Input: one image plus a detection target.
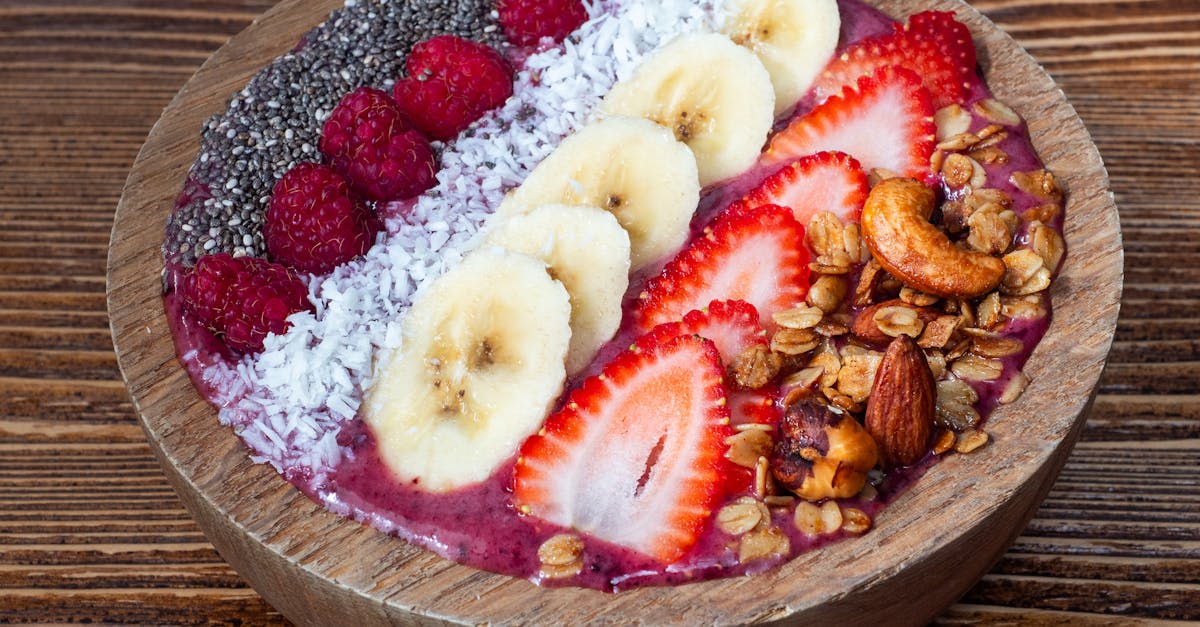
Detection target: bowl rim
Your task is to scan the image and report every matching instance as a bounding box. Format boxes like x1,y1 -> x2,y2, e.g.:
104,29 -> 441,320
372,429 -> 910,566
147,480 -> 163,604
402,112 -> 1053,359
107,0 -> 1123,623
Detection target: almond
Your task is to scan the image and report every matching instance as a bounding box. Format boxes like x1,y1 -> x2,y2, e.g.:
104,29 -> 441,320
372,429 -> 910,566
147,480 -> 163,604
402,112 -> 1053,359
851,299 -> 940,347
865,335 -> 936,468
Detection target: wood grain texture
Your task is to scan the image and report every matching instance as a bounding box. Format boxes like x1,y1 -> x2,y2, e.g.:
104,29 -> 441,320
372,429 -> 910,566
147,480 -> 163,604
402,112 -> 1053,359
1,0 -> 1194,624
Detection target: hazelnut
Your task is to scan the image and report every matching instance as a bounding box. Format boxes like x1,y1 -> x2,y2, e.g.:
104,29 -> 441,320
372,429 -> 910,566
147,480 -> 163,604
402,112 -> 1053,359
770,400 -> 878,501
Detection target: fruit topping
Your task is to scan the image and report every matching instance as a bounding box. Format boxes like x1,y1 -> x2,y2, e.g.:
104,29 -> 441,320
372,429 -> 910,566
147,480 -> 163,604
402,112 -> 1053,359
264,163 -> 382,274
864,334 -> 936,469
764,65 -> 936,181
319,86 -> 436,201
513,334 -> 732,564
633,202 -> 810,333
498,116 -> 699,272
634,299 -> 765,367
485,204 -> 631,376
600,33 -> 776,187
496,0 -> 588,46
721,0 -> 841,115
860,177 -> 1005,298
364,248 -> 572,492
393,35 -> 514,141
771,400 -> 878,501
814,11 -> 976,109
735,151 -> 869,227
180,253 -> 313,354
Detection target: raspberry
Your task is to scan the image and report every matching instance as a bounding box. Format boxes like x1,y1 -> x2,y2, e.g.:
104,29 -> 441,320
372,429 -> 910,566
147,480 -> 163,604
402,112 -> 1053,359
496,0 -> 587,47
265,163 -> 381,274
392,35 -> 514,141
319,86 -> 436,201
181,253 -> 313,354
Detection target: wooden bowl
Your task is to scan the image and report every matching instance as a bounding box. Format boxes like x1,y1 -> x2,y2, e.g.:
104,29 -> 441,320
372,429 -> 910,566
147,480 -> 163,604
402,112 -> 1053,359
108,0 -> 1122,623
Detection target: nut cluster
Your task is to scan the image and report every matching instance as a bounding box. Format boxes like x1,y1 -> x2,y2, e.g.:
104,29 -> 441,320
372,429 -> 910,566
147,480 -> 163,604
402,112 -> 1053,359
725,96 -> 1061,523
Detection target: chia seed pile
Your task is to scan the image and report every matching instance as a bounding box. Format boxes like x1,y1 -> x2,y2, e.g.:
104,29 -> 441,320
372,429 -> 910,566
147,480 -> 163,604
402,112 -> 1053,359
168,0 -> 728,485
165,0 -> 506,266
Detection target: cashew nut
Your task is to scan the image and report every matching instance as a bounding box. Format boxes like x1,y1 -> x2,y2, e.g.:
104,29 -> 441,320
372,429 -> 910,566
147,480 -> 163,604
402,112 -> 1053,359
860,178 -> 1005,299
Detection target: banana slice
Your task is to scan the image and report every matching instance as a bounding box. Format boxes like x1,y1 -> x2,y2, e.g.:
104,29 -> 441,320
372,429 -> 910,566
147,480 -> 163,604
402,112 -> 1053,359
599,33 -> 775,187
498,116 -> 699,271
364,248 -> 572,492
723,0 -> 841,116
486,204 -> 631,376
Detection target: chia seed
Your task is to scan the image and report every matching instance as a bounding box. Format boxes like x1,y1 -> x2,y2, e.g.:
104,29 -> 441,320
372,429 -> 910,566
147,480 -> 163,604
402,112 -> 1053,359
164,0 -> 506,267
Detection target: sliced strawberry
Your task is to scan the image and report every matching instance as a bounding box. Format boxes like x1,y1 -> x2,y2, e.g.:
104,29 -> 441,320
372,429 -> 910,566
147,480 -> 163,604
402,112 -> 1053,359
764,66 -> 936,182
813,11 -> 976,109
513,335 -> 731,564
635,299 -> 765,365
736,151 -> 869,227
633,203 -> 810,334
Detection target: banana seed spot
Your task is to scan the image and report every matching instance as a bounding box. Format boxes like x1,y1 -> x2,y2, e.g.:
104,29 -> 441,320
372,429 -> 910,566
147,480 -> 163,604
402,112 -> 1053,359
606,194 -> 623,209
473,339 -> 495,369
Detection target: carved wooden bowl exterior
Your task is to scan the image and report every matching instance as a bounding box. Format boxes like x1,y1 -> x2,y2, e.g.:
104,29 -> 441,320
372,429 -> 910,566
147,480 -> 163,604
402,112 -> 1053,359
108,0 -> 1122,623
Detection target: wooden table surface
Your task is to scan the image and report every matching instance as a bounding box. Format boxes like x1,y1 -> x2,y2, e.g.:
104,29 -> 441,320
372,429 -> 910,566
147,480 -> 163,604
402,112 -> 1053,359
0,0 -> 1196,624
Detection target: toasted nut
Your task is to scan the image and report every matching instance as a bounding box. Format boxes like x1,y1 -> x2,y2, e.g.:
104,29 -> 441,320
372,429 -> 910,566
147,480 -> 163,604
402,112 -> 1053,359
874,305 -> 926,338
941,153 -> 975,188
717,496 -> 766,535
538,534 -> 584,578
955,429 -> 990,454
937,132 -> 982,152
841,507 -> 873,534
1029,221 -> 1066,272
951,354 -> 1004,381
730,344 -> 783,390
1001,294 -> 1048,320
853,258 -> 887,306
843,223 -> 869,263
918,315 -> 960,350
772,327 -> 820,355
809,341 -> 842,388
865,335 -> 936,468
807,275 -> 849,313
999,371 -> 1031,405
899,287 -> 939,307
861,178 -> 1006,298
836,345 -> 885,403
977,292 -> 1002,329
1011,169 -> 1062,201
969,332 -> 1024,358
967,204 -> 1015,255
771,401 -> 878,501
726,428 -> 775,469
934,104 -> 971,141
851,299 -> 939,347
968,146 -> 1009,165
814,317 -> 850,337
739,526 -> 790,562
968,188 -> 1014,211
932,429 -> 957,455
808,211 -> 846,258
973,98 -> 1022,126
773,304 -> 824,330
1026,202 -> 1061,223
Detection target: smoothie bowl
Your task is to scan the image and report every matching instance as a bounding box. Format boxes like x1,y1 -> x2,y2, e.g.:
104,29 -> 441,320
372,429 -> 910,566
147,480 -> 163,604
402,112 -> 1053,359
108,0 -> 1121,623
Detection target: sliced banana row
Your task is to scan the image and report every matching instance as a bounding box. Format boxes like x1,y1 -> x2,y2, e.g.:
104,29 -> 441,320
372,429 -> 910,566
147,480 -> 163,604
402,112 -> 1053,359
365,249 -> 572,492
722,0 -> 841,116
486,205 -> 631,376
600,33 -> 775,187
498,116 -> 699,272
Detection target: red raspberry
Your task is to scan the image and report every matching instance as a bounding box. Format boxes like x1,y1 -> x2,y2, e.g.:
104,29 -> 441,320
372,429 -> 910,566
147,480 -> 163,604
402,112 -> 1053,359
265,163 -> 381,274
319,86 -> 436,201
181,253 -> 313,354
393,35 -> 514,141
496,0 -> 587,47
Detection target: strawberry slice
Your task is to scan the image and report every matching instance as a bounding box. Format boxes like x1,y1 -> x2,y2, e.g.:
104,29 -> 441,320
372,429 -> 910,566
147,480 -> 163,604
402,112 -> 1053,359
633,203 -> 810,333
736,151 -> 869,226
812,11 -> 976,109
513,335 -> 732,564
764,65 -> 936,181
635,299 -> 765,365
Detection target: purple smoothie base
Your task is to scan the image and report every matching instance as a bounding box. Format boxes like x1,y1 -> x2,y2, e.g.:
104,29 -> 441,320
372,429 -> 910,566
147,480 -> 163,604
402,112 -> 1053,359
162,0 -> 1061,592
